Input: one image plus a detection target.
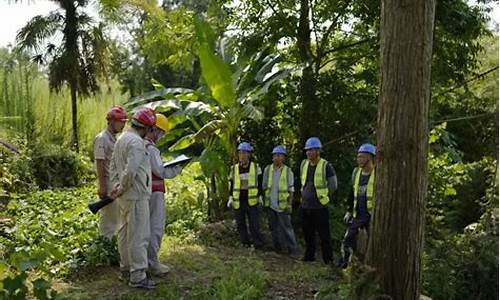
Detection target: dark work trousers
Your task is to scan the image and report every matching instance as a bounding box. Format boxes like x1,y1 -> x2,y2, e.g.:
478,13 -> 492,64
344,216 -> 370,250
300,207 -> 333,264
234,202 -> 265,248
267,209 -> 299,255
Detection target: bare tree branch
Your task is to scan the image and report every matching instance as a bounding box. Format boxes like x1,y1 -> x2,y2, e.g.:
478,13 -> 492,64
318,37 -> 375,70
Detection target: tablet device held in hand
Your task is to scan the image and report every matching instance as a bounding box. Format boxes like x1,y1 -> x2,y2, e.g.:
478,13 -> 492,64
163,154 -> 192,168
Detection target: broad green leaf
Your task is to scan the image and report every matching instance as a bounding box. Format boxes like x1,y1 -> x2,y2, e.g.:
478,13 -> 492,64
198,45 -> 236,108
157,128 -> 188,148
164,113 -> 188,131
193,16 -> 215,51
192,120 -> 225,142
199,147 -> 225,177
239,104 -> 263,121
254,55 -> 281,83
3,272 -> 28,295
194,17 -> 235,108
183,101 -> 214,117
125,88 -> 194,109
169,134 -> 196,151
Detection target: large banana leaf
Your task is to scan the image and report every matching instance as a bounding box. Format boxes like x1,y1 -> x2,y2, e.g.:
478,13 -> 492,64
156,128 -> 189,148
239,103 -> 263,121
168,119 -> 225,151
168,134 -> 196,151
125,87 -> 195,109
194,17 -> 236,108
198,147 -> 226,178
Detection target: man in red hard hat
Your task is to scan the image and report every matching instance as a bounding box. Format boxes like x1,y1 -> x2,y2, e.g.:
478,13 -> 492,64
93,105 -> 127,239
110,107 -> 156,289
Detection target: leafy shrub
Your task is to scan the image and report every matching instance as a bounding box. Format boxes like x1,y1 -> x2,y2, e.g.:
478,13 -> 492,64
4,186 -> 113,276
30,143 -> 94,189
0,139 -> 38,194
0,250 -> 64,299
423,149 -> 498,299
71,236 -> 119,270
164,163 -> 208,237
422,200 -> 498,299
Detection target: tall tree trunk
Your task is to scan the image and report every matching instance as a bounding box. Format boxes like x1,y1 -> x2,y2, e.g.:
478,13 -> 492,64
365,0 -> 436,299
297,0 -> 319,144
62,0 -> 79,152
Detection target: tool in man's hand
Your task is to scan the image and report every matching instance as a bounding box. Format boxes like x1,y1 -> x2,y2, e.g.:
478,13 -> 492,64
88,196 -> 114,214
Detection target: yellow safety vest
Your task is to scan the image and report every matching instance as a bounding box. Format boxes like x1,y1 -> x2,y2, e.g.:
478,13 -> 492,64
353,167 -> 375,217
232,162 -> 259,209
263,164 -> 290,210
300,158 -> 329,205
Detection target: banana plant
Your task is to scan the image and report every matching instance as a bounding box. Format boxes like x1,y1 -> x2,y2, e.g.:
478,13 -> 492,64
126,17 -> 295,219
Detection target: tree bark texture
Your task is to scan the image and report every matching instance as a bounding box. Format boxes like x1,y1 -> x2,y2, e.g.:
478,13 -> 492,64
365,0 -> 436,299
297,0 -> 320,143
62,0 -> 79,152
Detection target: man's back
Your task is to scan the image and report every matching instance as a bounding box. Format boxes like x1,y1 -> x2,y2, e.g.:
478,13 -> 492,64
111,129 -> 152,200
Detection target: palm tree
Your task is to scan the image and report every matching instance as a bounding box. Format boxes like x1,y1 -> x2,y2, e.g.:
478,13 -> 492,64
16,0 -> 109,151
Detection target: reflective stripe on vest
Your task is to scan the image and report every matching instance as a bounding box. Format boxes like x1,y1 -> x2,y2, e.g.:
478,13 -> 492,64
301,158 -> 329,205
263,164 -> 290,210
233,162 -> 259,209
145,140 -> 165,193
353,167 -> 375,217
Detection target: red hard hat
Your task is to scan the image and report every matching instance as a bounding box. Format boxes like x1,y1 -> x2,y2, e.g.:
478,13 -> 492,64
106,106 -> 128,121
132,108 -> 156,128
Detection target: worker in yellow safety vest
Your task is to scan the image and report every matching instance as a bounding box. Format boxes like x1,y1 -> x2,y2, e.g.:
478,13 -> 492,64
262,145 -> 299,256
337,143 -> 376,269
227,142 -> 266,249
299,137 -> 337,264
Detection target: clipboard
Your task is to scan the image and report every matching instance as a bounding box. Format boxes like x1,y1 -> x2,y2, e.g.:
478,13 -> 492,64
163,154 -> 192,168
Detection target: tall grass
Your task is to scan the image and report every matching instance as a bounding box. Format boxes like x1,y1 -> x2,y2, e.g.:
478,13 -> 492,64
32,79 -> 127,156
0,48 -> 128,156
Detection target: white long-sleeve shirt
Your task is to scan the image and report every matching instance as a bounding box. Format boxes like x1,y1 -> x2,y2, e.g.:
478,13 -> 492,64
110,128 -> 152,200
146,142 -> 182,179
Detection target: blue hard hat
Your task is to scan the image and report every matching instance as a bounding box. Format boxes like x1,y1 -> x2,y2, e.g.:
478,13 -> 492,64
237,142 -> 253,152
304,137 -> 322,150
358,143 -> 376,156
272,145 -> 287,155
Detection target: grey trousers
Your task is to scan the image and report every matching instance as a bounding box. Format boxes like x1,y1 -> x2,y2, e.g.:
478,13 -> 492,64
118,198 -> 150,283
267,208 -> 299,255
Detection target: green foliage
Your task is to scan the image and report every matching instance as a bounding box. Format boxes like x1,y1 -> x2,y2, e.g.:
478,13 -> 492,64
30,144 -> 95,189
127,19 -> 294,220
423,123 -> 499,299
0,251 -> 64,299
3,186 -> 115,277
0,139 -> 37,194
0,47 -> 127,153
202,261 -> 267,300
74,236 -> 120,269
164,163 -> 208,237
422,194 -> 498,300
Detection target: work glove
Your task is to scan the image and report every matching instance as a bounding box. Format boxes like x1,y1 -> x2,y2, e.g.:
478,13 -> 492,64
227,196 -> 233,208
343,212 -> 353,224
